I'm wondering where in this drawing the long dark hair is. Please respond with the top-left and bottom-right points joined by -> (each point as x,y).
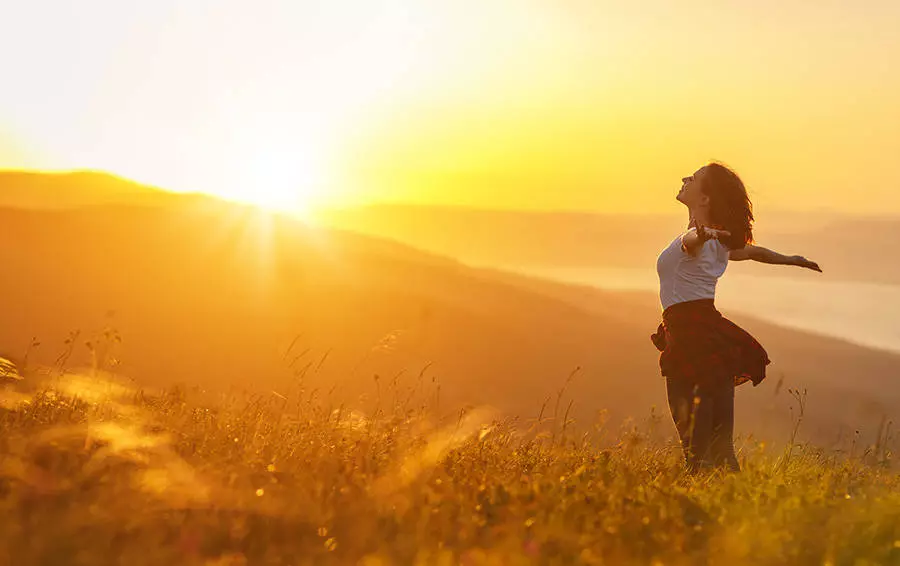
701,162 -> 754,249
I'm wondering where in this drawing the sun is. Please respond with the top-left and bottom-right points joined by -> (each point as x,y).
223,146 -> 328,216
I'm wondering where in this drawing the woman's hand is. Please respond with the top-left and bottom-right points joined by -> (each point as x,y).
696,225 -> 731,242
790,255 -> 822,272
681,225 -> 730,255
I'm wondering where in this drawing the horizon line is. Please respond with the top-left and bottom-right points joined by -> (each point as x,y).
0,167 -> 893,219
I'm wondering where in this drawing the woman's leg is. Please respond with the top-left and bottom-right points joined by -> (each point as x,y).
666,377 -> 715,471
708,380 -> 740,472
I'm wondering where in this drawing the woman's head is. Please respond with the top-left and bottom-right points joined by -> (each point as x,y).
676,162 -> 754,249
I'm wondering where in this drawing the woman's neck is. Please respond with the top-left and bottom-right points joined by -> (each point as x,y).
689,208 -> 712,228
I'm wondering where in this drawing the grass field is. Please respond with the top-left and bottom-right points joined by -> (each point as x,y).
2,371 -> 899,566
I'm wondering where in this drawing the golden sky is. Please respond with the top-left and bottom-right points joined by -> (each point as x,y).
1,0 -> 899,214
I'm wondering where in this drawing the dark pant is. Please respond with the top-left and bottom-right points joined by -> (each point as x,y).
666,376 -> 740,473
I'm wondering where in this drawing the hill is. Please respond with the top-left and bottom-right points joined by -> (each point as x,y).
0,170 -> 203,210
0,177 -> 897,447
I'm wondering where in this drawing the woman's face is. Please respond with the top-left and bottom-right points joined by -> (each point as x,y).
676,166 -> 710,209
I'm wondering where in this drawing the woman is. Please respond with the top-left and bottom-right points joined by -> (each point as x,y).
651,162 -> 821,473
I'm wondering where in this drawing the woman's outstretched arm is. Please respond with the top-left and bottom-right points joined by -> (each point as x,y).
729,245 -> 822,272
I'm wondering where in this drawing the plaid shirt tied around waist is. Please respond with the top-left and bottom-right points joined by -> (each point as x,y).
650,299 -> 770,387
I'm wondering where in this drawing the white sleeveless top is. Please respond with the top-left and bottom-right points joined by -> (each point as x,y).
656,228 -> 729,310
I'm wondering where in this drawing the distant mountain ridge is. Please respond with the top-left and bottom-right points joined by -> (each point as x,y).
320,203 -> 900,285
0,170 -> 196,210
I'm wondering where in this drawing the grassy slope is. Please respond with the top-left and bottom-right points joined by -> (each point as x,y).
1,374 -> 899,566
